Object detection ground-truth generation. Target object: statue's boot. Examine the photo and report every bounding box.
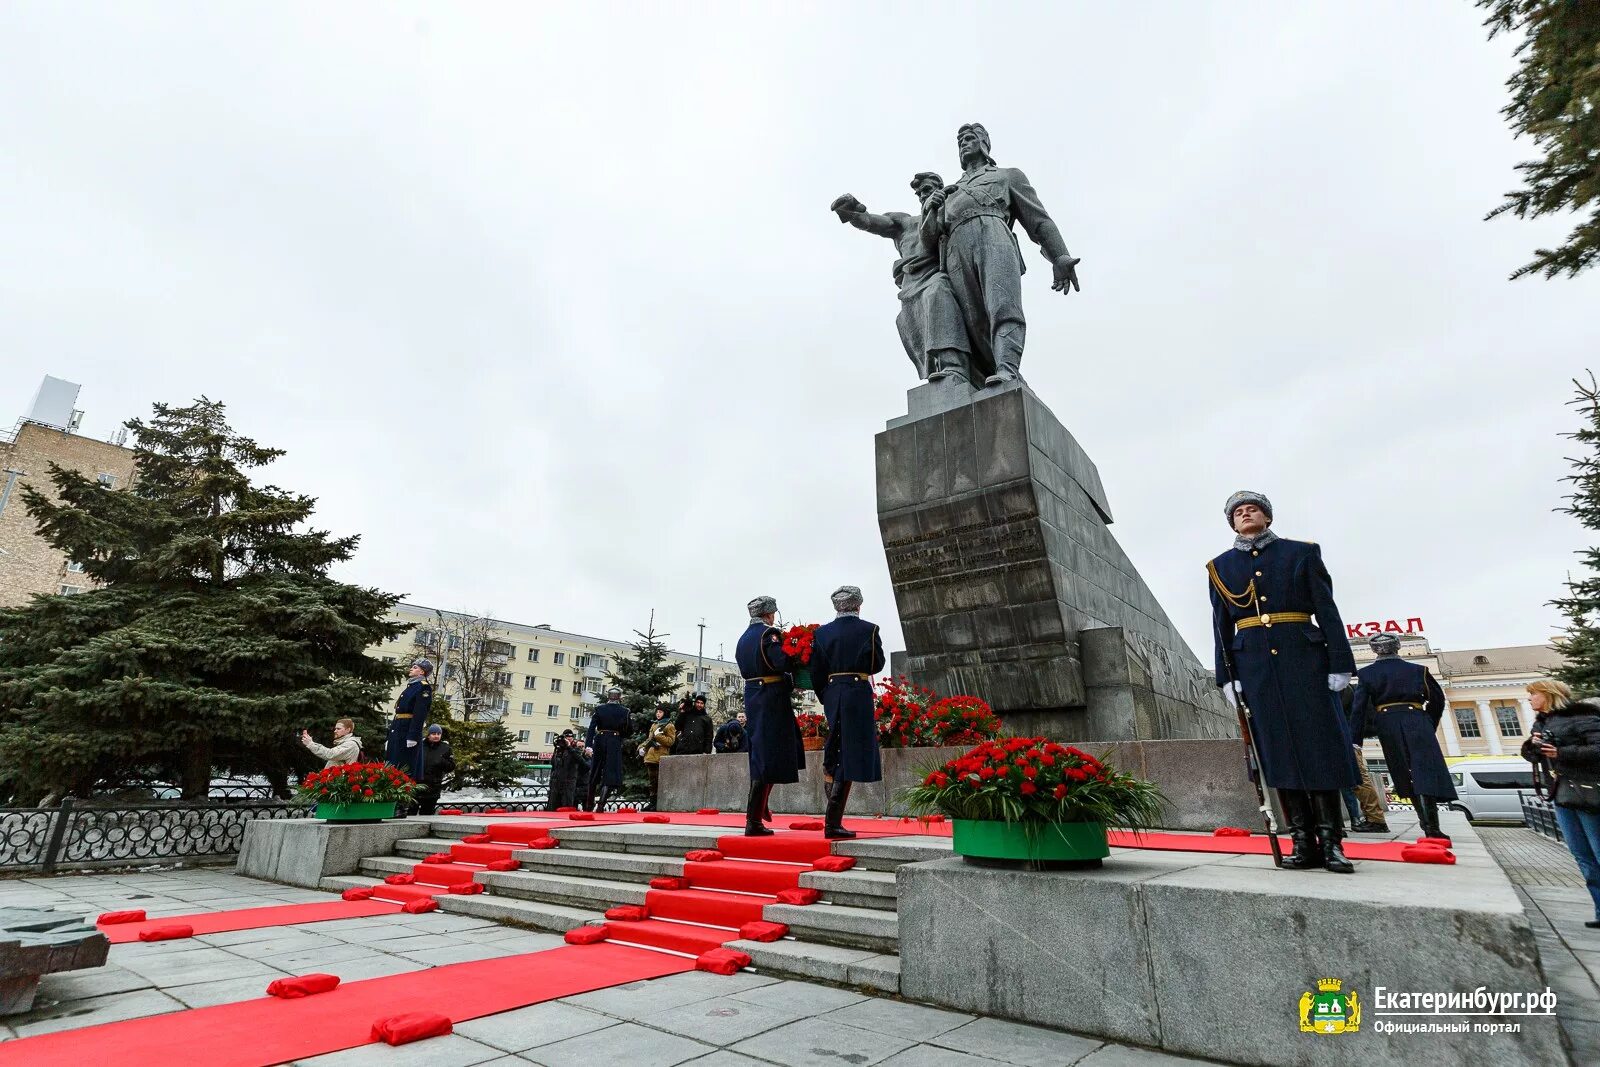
[926,350,970,384]
[745,782,775,837]
[1278,789,1323,870]
[1313,791,1355,874]
[824,780,856,839]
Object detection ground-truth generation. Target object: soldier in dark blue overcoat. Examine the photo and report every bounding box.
[1209,491,1359,873]
[1354,633,1457,843]
[387,659,433,780]
[809,585,887,839]
[736,595,803,836]
[585,687,631,811]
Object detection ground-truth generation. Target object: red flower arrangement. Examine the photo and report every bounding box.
[795,712,829,741]
[901,738,1163,829]
[780,623,818,665]
[874,677,1004,748]
[297,762,415,806]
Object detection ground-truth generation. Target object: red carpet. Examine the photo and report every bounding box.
[98,900,402,944]
[1107,829,1415,862]
[0,943,691,1067]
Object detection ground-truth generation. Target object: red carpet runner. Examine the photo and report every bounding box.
[98,900,402,944]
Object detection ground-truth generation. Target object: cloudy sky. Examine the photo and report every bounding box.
[3,2,1596,668]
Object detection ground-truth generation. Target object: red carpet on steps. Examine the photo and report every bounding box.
[0,943,690,1067]
[98,899,402,944]
[1106,829,1416,862]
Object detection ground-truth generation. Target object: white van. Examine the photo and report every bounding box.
[1444,758,1537,825]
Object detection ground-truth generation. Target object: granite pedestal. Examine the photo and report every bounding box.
[877,378,1232,742]
[0,908,108,1014]
[235,818,421,888]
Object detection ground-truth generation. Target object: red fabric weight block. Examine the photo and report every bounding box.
[138,924,193,942]
[1401,845,1456,865]
[371,1011,453,1046]
[557,806,578,812]
[384,873,415,885]
[684,849,723,862]
[447,881,484,895]
[1213,827,1250,837]
[739,920,789,942]
[605,905,648,921]
[811,855,855,872]
[462,833,493,844]
[926,814,946,823]
[564,924,610,945]
[695,948,751,975]
[401,898,438,914]
[649,876,688,891]
[438,808,464,815]
[425,852,454,864]
[788,819,825,831]
[570,812,596,821]
[485,807,508,814]
[697,808,719,815]
[97,909,147,925]
[485,859,520,871]
[642,814,670,823]
[266,973,341,999]
[774,888,820,906]
[526,837,559,850]
[1416,837,1453,848]
[341,887,375,901]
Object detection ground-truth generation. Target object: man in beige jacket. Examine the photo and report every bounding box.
[301,717,363,768]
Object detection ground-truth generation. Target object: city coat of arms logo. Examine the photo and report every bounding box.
[1299,978,1361,1034]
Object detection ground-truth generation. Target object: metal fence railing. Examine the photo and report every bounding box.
[1520,791,1562,843]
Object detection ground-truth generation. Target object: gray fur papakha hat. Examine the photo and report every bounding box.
[412,658,434,676]
[831,585,864,612]
[747,595,778,618]
[1369,633,1401,656]
[1223,491,1273,528]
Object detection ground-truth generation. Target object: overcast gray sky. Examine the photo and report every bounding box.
[3,2,1596,667]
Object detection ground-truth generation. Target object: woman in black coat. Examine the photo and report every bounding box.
[1522,679,1600,927]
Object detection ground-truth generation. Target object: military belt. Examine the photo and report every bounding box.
[1376,702,1422,713]
[829,673,872,681]
[744,675,783,684]
[596,729,621,735]
[393,714,414,719]
[1233,612,1313,630]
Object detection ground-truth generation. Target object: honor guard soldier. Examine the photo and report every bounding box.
[1354,633,1457,844]
[1208,491,1361,874]
[737,595,803,837]
[388,659,433,780]
[809,585,887,839]
[585,686,630,811]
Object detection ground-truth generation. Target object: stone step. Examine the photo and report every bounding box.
[762,901,899,954]
[511,846,684,883]
[797,868,899,911]
[478,869,649,911]
[724,936,900,995]
[549,825,727,855]
[831,836,951,872]
[394,837,472,859]
[433,892,602,934]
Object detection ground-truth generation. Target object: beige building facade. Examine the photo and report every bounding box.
[371,603,753,761]
[0,382,136,609]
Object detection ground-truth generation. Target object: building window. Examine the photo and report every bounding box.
[524,675,537,689]
[58,585,83,595]
[521,702,534,715]
[96,473,116,487]
[546,732,557,744]
[548,704,559,717]
[527,648,540,662]
[1454,708,1481,739]
[442,664,457,680]
[491,698,509,715]
[382,655,395,663]
[571,707,582,720]
[493,671,512,687]
[685,671,695,686]
[504,645,515,658]
[550,678,563,693]
[65,561,85,573]
[1494,706,1523,738]
[517,730,529,742]
[553,652,566,665]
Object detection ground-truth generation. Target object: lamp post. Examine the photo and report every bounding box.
[696,619,706,694]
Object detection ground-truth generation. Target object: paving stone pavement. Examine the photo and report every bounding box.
[0,867,1224,1064]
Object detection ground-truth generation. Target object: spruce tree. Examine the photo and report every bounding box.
[605,612,684,794]
[1553,374,1600,694]
[1479,2,1600,279]
[0,398,405,803]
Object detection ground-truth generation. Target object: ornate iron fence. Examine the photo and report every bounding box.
[0,799,313,874]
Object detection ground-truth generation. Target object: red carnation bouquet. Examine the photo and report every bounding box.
[901,738,1162,829]
[297,762,415,806]
[796,712,829,741]
[780,623,818,664]
[874,677,1004,748]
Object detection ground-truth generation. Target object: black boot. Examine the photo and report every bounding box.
[745,782,774,836]
[1278,790,1323,870]
[1417,797,1451,845]
[824,780,856,839]
[595,785,611,812]
[1313,791,1354,874]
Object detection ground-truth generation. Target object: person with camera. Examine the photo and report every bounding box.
[640,704,678,810]
[413,724,455,816]
[547,729,584,810]
[1521,678,1600,928]
[714,711,750,754]
[301,718,362,768]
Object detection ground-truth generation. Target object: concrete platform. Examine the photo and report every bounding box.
[236,817,426,888]
[898,814,1569,1065]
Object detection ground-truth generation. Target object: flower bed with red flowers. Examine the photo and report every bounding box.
[875,677,1004,748]
[796,712,829,740]
[901,738,1163,828]
[297,762,415,806]
[780,623,818,665]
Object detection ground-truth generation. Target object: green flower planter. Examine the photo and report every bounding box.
[951,819,1109,869]
[315,800,397,823]
[792,668,812,689]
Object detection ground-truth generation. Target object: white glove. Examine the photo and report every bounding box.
[406,740,418,748]
[1328,673,1352,692]
[1219,680,1241,709]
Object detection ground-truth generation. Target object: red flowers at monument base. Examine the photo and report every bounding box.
[873,676,1004,748]
[781,623,819,663]
[296,762,415,805]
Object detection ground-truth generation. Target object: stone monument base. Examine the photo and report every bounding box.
[236,818,422,889]
[897,816,1564,1066]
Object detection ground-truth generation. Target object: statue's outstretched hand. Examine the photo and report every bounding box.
[830,193,866,219]
[1052,255,1082,294]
